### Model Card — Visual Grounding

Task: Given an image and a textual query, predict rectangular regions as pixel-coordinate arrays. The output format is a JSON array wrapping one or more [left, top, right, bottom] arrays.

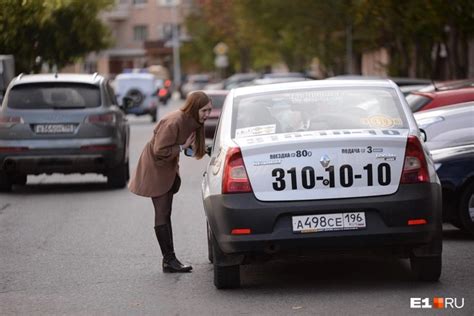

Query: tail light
[[158, 88, 168, 97], [0, 147, 29, 153], [400, 136, 429, 184], [85, 113, 115, 125], [0, 115, 24, 128], [222, 147, 252, 194]]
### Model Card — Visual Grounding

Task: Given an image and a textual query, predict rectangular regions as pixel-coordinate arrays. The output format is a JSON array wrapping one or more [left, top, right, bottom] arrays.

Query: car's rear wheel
[[211, 228, 240, 289], [151, 111, 157, 123], [0, 171, 13, 192], [410, 255, 442, 281], [458, 182, 474, 234], [107, 160, 129, 188]]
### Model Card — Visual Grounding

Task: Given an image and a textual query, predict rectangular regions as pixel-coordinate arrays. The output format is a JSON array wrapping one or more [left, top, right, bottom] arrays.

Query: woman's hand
[[183, 132, 195, 149]]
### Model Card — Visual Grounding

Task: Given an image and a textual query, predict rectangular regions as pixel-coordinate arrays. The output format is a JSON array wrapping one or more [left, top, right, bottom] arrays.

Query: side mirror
[[184, 147, 194, 157], [122, 96, 133, 109], [419, 128, 427, 142], [206, 145, 212, 156]]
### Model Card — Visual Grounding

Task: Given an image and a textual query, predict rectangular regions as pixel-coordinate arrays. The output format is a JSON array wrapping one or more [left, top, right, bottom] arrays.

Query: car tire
[[0, 171, 13, 192], [410, 255, 442, 282], [151, 112, 157, 123], [211, 229, 240, 289], [107, 160, 129, 188], [125, 89, 144, 107], [207, 221, 214, 263], [458, 182, 474, 235]]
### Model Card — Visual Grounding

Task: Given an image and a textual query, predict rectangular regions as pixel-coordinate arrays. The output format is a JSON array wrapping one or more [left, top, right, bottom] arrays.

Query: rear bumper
[[204, 183, 442, 257], [0, 138, 124, 175]]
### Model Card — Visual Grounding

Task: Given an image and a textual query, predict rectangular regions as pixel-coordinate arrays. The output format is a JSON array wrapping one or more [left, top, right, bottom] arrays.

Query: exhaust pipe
[[264, 243, 280, 254]]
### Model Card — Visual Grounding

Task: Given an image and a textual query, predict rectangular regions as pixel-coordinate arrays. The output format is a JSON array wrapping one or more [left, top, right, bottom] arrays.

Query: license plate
[[35, 124, 75, 134], [292, 212, 366, 233]]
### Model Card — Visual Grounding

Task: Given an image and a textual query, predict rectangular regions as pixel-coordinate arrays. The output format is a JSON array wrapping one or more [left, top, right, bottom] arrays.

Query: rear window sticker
[[360, 115, 403, 128], [236, 124, 276, 138]]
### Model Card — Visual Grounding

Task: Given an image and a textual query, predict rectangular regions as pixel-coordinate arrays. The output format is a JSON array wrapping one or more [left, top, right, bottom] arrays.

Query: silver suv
[[0, 73, 130, 191]]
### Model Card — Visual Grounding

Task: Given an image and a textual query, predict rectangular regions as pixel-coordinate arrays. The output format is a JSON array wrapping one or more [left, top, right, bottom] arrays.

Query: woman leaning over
[[128, 91, 212, 273]]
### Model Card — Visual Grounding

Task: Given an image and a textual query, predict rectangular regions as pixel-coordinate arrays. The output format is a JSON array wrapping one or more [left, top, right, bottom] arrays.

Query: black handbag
[[170, 174, 181, 194]]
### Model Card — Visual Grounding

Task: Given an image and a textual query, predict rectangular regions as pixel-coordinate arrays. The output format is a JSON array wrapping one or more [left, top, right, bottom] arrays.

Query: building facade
[[86, 0, 192, 79]]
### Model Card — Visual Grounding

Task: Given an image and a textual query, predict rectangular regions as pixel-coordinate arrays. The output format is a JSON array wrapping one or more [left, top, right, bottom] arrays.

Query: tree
[[0, 0, 113, 73]]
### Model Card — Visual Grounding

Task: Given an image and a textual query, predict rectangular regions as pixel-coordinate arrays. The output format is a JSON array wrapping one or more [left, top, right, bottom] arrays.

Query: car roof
[[231, 79, 398, 97], [11, 73, 104, 86], [327, 75, 431, 86]]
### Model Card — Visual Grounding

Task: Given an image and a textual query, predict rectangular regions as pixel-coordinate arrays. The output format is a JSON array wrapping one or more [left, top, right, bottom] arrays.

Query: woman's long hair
[[180, 91, 210, 159]]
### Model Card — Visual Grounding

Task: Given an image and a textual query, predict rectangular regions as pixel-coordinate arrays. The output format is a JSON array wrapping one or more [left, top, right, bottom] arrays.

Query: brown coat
[[128, 110, 201, 197]]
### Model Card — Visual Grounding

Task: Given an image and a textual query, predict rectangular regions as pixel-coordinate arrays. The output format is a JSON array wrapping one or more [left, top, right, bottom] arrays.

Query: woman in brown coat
[[128, 91, 212, 273]]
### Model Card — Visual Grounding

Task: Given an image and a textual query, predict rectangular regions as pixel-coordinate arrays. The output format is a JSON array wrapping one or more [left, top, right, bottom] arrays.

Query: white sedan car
[[200, 79, 442, 289]]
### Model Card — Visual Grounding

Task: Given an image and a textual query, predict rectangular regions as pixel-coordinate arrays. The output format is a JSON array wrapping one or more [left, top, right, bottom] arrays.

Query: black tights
[[151, 190, 173, 227]]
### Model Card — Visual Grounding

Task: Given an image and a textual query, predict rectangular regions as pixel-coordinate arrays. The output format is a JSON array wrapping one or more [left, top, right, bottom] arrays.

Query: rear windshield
[[7, 83, 101, 109], [232, 87, 408, 138]]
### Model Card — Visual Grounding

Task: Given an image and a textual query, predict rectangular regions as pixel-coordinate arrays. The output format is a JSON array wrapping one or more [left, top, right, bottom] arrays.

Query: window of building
[[133, 0, 147, 5], [133, 25, 148, 41], [157, 0, 180, 6]]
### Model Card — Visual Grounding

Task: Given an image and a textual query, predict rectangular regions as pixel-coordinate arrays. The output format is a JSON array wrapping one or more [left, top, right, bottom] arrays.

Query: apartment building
[[84, 0, 193, 78]]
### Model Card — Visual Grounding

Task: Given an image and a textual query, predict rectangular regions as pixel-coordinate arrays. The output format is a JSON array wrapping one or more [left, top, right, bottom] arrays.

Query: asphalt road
[[1, 98, 473, 315]]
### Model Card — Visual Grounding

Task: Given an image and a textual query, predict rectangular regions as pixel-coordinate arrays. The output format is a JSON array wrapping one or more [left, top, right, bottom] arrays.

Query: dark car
[[204, 90, 228, 139], [432, 145, 474, 234], [415, 101, 474, 234], [0, 73, 130, 191], [200, 79, 442, 289], [180, 74, 211, 99]]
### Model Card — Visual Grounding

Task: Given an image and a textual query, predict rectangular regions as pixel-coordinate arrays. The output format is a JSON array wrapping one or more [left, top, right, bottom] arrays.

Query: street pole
[[171, 3, 181, 87], [346, 24, 353, 74]]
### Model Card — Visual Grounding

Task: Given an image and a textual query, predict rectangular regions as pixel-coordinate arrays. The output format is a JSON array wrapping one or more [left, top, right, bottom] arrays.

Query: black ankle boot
[[154, 224, 192, 273]]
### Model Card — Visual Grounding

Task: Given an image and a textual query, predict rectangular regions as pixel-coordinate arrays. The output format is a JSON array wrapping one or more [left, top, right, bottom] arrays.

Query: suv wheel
[[410, 255, 442, 281], [107, 160, 129, 188], [0, 171, 13, 192], [211, 228, 240, 289], [459, 182, 474, 234]]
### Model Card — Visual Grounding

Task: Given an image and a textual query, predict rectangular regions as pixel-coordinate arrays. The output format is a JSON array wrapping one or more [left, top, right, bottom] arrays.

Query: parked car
[[415, 102, 474, 234], [406, 86, 474, 112], [114, 73, 161, 122], [0, 73, 130, 191], [197, 79, 442, 289], [223, 73, 260, 90], [415, 102, 474, 151], [203, 90, 229, 139], [327, 75, 432, 87], [180, 74, 211, 99], [431, 144, 474, 234]]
